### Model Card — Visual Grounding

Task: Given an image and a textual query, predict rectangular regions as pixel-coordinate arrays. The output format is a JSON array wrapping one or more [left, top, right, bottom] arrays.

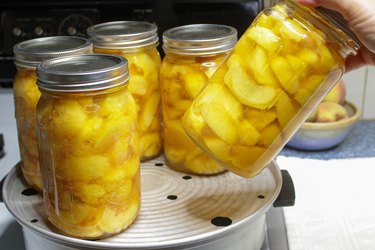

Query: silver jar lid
[[36, 54, 129, 92], [87, 21, 159, 50], [13, 36, 93, 68], [162, 24, 238, 55]]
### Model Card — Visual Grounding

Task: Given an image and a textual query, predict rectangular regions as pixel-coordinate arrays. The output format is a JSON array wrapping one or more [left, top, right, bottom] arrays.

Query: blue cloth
[[280, 120, 375, 160]]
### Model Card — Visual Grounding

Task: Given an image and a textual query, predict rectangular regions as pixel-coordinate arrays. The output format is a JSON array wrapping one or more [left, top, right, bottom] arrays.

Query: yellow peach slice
[[202, 104, 238, 145], [276, 91, 296, 128], [139, 91, 160, 131], [225, 66, 278, 109], [246, 26, 281, 53], [238, 120, 261, 146]]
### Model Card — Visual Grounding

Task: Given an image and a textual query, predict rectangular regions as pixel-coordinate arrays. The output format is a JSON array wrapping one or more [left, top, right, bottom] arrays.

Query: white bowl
[[287, 101, 360, 151]]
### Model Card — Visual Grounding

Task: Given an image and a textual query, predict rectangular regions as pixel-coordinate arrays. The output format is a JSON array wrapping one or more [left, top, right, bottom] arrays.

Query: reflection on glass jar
[[13, 36, 92, 191], [36, 54, 140, 239], [182, 0, 360, 178], [87, 21, 162, 161], [160, 24, 237, 175]]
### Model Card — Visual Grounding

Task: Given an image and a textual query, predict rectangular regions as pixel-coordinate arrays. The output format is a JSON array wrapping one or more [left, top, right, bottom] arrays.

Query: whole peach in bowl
[[286, 100, 360, 151]]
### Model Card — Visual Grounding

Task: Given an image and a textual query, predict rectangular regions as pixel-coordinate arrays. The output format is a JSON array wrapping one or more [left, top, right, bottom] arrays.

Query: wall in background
[[342, 66, 374, 120]]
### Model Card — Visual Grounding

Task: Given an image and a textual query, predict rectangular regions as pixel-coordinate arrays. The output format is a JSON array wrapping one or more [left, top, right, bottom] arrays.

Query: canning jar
[[87, 21, 162, 161], [182, 0, 360, 178], [36, 54, 140, 239], [13, 36, 93, 191], [160, 24, 237, 175]]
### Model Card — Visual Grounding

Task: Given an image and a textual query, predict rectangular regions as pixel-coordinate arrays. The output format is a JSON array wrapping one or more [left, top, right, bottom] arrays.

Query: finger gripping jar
[[160, 24, 237, 175], [13, 36, 93, 192], [36, 54, 140, 239], [182, 0, 360, 178], [87, 21, 162, 161]]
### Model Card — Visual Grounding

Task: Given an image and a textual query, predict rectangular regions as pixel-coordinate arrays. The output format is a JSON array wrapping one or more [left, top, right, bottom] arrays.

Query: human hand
[[295, 0, 375, 72]]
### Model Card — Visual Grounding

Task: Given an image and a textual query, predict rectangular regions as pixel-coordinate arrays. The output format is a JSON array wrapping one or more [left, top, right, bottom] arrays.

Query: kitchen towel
[[276, 156, 375, 250]]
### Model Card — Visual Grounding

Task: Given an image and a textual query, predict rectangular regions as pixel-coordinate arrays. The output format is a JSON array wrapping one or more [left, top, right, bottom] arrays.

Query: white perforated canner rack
[[2, 155, 283, 250]]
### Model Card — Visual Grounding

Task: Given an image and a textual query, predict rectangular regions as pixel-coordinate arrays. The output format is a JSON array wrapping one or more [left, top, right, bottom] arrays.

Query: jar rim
[[162, 24, 238, 55], [37, 54, 129, 92], [282, 0, 360, 56], [87, 21, 159, 50], [13, 36, 93, 68]]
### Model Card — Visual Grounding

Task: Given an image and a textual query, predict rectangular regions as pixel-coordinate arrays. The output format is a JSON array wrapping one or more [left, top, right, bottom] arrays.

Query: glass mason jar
[[36, 54, 140, 239], [13, 36, 93, 192], [160, 24, 237, 175], [87, 21, 162, 161], [182, 0, 360, 178]]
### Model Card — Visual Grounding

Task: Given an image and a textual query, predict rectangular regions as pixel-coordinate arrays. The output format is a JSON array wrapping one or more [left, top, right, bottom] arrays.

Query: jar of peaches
[[13, 36, 92, 192], [36, 54, 140, 239], [182, 0, 360, 178], [160, 24, 237, 175], [87, 21, 162, 161]]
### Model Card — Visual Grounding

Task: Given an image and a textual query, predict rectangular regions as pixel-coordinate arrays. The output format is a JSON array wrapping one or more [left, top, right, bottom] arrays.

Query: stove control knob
[[34, 26, 44, 36], [12, 27, 22, 37]]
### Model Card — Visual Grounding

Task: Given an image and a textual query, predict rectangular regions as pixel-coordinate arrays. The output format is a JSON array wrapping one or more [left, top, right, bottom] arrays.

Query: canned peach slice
[[230, 145, 266, 172], [243, 107, 277, 131], [258, 123, 281, 147], [246, 46, 280, 89], [98, 202, 139, 234], [140, 132, 162, 158], [276, 91, 297, 128], [94, 116, 134, 151], [128, 53, 158, 77], [67, 155, 110, 181], [246, 26, 281, 53], [238, 120, 261, 146], [184, 148, 224, 174], [202, 104, 238, 145], [224, 66, 278, 109], [197, 83, 243, 120], [51, 100, 88, 138], [127, 75, 148, 96], [270, 56, 299, 94], [203, 136, 231, 160], [183, 108, 205, 134], [164, 146, 187, 166], [73, 182, 106, 205], [183, 70, 207, 98], [139, 91, 160, 131], [279, 19, 309, 42]]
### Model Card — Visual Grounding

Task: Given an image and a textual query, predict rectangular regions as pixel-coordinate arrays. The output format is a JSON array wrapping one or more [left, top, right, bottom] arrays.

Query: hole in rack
[[167, 195, 178, 200], [30, 219, 38, 223], [154, 162, 164, 166], [21, 188, 38, 196], [257, 195, 265, 199], [182, 175, 192, 180], [211, 216, 232, 227]]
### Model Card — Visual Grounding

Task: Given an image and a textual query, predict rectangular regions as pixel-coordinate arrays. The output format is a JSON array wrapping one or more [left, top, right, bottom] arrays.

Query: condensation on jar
[[36, 54, 140, 239], [160, 24, 237, 175], [182, 0, 360, 178], [12, 36, 93, 192], [87, 21, 162, 161]]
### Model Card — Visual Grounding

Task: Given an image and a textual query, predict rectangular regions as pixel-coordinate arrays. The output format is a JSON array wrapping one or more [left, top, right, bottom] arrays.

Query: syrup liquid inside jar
[[87, 21, 162, 161], [13, 36, 93, 192], [182, 0, 360, 178], [160, 24, 237, 175], [36, 54, 140, 239]]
